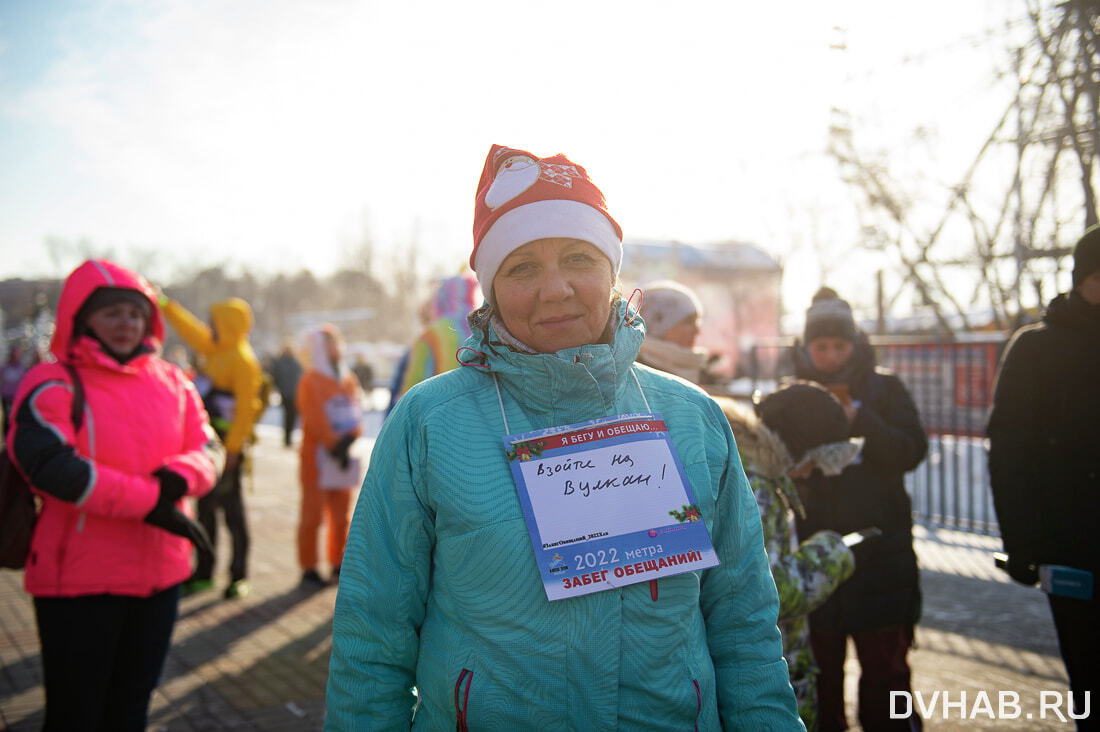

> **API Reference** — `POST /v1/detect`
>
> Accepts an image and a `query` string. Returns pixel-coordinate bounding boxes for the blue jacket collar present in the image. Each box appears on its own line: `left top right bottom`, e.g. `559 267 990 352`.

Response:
458 298 646 421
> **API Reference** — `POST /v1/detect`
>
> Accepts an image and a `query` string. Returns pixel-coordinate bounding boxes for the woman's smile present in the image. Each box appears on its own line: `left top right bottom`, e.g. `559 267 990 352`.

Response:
492 238 614 353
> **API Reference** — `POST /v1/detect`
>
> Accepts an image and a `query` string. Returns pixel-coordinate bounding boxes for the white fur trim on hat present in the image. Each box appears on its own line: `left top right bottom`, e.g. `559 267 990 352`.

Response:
474 199 622 299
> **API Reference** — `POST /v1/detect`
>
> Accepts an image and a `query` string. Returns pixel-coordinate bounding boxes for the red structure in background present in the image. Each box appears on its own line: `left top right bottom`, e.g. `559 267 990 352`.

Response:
875 340 1002 438
619 239 782 380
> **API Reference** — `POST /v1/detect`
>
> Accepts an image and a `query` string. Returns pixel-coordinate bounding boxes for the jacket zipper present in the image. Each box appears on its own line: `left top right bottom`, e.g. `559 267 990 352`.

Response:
454 668 472 732
693 679 701 731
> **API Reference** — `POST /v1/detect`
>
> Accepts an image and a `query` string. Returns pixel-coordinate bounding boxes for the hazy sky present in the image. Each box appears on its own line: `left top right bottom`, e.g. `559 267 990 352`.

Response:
0 0 1019 319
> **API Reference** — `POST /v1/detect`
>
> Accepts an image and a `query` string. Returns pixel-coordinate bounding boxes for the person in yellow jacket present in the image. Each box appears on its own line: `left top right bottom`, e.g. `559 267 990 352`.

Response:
296 324 362 588
160 296 264 599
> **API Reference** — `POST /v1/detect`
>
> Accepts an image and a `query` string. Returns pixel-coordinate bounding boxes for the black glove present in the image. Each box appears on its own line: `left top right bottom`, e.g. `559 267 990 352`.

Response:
329 433 356 470
1006 554 1039 586
146 469 214 563
151 468 187 505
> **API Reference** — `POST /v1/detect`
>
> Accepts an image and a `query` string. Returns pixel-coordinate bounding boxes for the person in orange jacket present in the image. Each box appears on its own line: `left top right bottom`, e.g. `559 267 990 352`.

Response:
296 324 362 587
160 296 264 599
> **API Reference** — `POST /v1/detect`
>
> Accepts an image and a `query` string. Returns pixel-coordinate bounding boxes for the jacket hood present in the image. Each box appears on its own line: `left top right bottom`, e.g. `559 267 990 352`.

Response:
717 397 794 480
304 324 346 380
51 259 164 361
1044 290 1100 334
429 272 481 322
210 298 253 345
718 396 809 521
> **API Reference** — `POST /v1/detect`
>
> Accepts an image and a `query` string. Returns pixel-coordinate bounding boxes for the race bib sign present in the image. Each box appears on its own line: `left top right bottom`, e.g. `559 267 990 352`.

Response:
324 394 361 433
504 413 718 601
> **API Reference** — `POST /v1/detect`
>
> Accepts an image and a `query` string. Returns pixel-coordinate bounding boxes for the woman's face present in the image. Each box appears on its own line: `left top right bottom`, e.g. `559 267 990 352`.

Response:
807 336 854 375
1078 270 1100 305
86 301 147 357
660 314 701 349
493 238 615 354
324 331 342 361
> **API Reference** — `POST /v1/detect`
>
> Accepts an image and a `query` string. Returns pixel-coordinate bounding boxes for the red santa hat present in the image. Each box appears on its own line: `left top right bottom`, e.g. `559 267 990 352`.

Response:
470 145 623 299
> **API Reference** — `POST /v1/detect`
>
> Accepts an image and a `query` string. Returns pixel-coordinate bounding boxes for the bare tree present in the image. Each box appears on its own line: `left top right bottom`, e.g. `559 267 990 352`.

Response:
829 0 1098 332
827 115 973 334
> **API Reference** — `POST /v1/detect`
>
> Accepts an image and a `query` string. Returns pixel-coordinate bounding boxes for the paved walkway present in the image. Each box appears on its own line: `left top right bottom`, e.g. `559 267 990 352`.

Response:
0 421 1074 730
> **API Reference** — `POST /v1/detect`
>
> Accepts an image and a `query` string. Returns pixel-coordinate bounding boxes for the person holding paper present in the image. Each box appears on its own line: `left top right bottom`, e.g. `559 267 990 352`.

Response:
791 287 927 731
296 324 362 588
988 225 1100 728
326 145 803 730
719 382 861 731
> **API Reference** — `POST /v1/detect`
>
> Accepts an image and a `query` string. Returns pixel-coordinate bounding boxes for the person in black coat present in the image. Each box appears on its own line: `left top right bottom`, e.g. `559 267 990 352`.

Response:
271 345 303 448
988 225 1100 728
792 287 928 732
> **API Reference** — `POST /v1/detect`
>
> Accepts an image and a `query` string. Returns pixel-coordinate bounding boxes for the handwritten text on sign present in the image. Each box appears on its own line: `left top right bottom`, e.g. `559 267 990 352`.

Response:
515 425 686 547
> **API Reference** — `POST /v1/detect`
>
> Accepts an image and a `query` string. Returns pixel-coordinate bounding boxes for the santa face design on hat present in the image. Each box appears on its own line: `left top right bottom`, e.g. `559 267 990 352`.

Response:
485 154 540 209
485 154 586 209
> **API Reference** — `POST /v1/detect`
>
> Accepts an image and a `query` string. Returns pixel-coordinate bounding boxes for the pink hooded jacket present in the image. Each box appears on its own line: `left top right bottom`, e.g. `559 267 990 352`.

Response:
7 260 219 598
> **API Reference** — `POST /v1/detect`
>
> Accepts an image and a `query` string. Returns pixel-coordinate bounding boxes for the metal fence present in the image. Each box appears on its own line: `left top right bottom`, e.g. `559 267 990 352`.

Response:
745 335 1010 535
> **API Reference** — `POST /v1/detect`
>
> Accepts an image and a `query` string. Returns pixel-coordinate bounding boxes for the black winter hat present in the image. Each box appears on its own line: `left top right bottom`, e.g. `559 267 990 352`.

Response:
1072 224 1100 287
803 286 858 343
755 381 851 466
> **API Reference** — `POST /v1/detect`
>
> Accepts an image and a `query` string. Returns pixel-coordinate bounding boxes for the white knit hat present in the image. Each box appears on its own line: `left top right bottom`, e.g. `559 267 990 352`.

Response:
640 281 703 338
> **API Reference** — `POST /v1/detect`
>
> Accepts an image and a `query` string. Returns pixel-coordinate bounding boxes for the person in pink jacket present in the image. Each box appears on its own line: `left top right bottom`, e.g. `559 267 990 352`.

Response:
6 259 221 731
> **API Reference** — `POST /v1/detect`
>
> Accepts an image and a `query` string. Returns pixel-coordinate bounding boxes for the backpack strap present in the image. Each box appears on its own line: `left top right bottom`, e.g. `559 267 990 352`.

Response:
60 363 85 432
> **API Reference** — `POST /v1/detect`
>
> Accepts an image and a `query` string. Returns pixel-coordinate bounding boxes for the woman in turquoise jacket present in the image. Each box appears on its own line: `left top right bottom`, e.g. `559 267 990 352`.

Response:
326 145 802 730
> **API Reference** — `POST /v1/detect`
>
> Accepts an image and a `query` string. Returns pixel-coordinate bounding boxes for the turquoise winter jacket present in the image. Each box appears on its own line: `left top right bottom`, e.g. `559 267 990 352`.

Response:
326 302 803 731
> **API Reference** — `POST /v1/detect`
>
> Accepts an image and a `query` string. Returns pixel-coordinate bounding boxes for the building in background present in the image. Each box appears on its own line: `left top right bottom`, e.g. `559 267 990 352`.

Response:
620 239 781 381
